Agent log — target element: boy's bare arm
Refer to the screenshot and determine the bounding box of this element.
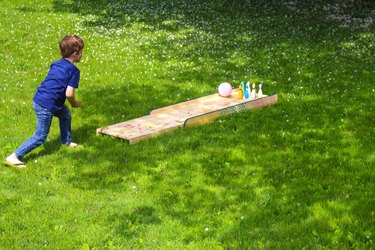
[66,86,82,107]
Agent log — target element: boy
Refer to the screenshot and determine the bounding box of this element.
[4,35,84,169]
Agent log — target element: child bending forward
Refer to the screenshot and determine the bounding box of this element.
[4,35,84,169]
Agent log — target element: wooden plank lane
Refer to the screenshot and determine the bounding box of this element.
[97,89,278,144]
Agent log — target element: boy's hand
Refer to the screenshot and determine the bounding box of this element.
[66,86,81,108]
[72,100,82,108]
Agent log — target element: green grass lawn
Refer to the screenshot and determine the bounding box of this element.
[1,0,374,248]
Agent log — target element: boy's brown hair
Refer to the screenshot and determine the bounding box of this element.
[59,35,84,58]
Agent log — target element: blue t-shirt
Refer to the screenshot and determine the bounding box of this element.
[33,58,80,114]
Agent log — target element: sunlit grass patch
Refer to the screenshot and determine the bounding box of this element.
[0,0,374,249]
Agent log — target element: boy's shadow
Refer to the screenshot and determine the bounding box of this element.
[23,137,62,162]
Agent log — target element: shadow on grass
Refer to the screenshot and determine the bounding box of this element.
[16,0,375,247]
[19,0,375,87]
[21,137,62,163]
[65,89,374,247]
[110,205,162,238]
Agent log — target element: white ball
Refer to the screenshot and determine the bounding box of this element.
[218,82,232,97]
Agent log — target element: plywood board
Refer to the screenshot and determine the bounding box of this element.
[97,89,277,144]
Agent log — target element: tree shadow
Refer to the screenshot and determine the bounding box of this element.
[15,0,375,247]
[110,205,162,238]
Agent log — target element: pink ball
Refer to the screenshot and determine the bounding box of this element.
[218,82,232,97]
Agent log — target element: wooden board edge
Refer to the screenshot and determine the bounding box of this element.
[127,125,184,144]
[184,94,277,127]
[96,124,185,145]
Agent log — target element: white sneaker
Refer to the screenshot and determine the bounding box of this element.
[4,153,27,169]
[67,142,81,147]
